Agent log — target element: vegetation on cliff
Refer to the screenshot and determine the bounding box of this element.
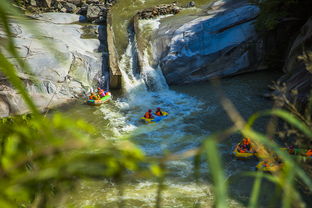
[255,0,312,32]
[254,0,312,69]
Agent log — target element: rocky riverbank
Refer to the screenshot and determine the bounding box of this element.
[136,4,181,20]
[16,0,115,24]
[0,13,105,116]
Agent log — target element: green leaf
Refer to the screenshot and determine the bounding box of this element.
[204,137,228,208]
[247,109,312,139]
[150,164,163,177]
[248,171,263,208]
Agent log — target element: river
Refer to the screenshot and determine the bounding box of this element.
[56,69,281,208]
[56,0,285,207]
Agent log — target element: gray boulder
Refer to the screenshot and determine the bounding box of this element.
[153,1,263,84]
[87,5,101,21]
[63,2,77,13]
[0,13,105,116]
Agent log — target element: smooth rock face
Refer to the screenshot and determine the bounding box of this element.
[0,13,104,116]
[154,1,263,84]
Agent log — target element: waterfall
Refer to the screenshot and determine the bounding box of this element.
[118,16,169,93]
[137,16,170,91]
[98,15,204,140]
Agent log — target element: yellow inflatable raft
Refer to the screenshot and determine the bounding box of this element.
[256,161,283,172]
[232,143,256,159]
[141,112,168,124]
[87,93,111,106]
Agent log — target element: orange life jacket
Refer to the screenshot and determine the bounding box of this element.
[89,95,97,100]
[306,149,312,157]
[144,112,152,119]
[155,111,163,116]
[239,149,246,153]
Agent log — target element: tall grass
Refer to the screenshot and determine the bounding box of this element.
[0,1,311,208]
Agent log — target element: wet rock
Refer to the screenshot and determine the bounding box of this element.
[86,0,100,4]
[137,4,181,19]
[77,4,88,15]
[86,5,101,21]
[54,1,63,11]
[187,1,195,7]
[66,0,83,7]
[63,2,77,13]
[60,7,67,13]
[0,98,10,117]
[30,0,37,7]
[86,5,106,23]
[21,0,108,24]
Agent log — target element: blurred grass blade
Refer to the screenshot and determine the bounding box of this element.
[0,9,28,72]
[248,171,263,208]
[282,162,295,208]
[247,109,312,138]
[0,52,39,115]
[204,137,228,208]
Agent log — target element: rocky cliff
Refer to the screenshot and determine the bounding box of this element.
[0,13,105,116]
[278,17,312,104]
[151,0,264,84]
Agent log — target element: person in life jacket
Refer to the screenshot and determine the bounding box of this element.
[237,138,252,153]
[244,138,252,152]
[237,141,247,153]
[262,160,270,167]
[97,87,106,97]
[288,145,295,154]
[306,149,312,157]
[144,109,154,119]
[89,92,99,100]
[155,107,163,116]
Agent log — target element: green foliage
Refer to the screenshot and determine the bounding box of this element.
[0,1,145,207]
[255,0,311,32]
[0,113,145,207]
[0,1,311,208]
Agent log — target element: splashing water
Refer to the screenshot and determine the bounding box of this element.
[100,16,205,146]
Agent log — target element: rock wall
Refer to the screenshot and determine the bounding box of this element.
[106,9,121,89]
[278,16,312,104]
[0,13,104,116]
[152,0,264,84]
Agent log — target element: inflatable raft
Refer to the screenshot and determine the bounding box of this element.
[232,143,256,159]
[256,161,283,172]
[141,112,168,124]
[87,93,111,106]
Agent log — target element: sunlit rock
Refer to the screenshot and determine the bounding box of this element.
[154,2,263,84]
[0,13,104,115]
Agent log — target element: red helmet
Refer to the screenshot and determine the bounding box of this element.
[157,107,160,110]
[148,109,152,112]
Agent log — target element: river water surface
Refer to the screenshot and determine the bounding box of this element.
[58,70,281,208]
